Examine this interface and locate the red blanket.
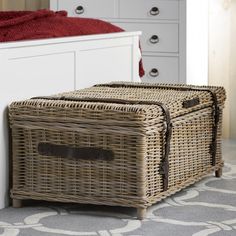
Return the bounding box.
[0,10,144,77]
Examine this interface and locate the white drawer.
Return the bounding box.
[115,22,178,53]
[119,0,179,20]
[58,0,116,18]
[142,56,179,83]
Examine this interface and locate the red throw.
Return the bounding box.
[0,10,144,77]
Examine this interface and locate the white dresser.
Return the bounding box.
[51,0,209,85]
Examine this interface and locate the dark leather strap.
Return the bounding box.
[95,83,220,166]
[209,92,219,166]
[38,143,114,161]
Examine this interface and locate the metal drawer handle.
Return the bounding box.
[149,68,159,77]
[150,7,159,16]
[75,5,84,14]
[149,35,159,44]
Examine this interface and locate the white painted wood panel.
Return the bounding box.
[142,56,179,83]
[115,22,179,53]
[119,0,179,20]
[77,46,133,88]
[53,0,210,86]
[0,32,141,209]
[3,52,75,96]
[57,0,116,18]
[0,48,75,209]
[50,0,57,11]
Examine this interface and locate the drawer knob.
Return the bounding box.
[149,68,159,77]
[75,6,84,14]
[150,7,159,16]
[149,35,159,44]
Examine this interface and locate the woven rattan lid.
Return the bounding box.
[9,82,226,124]
[46,82,226,119]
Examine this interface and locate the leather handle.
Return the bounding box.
[38,143,114,161]
[182,97,200,108]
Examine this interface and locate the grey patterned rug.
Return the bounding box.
[0,140,236,236]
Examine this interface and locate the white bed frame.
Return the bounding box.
[0,31,141,208]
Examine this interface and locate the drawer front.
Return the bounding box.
[115,22,178,53]
[142,56,179,83]
[119,0,179,20]
[58,0,116,18]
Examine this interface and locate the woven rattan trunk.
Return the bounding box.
[9,82,226,219]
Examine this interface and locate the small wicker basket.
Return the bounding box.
[9,82,226,219]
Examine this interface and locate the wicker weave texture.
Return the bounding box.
[9,82,226,209]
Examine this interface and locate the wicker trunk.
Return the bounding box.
[9,82,226,219]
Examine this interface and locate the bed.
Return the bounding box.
[0,11,141,208]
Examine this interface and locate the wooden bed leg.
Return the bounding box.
[215,168,222,178]
[137,208,147,220]
[12,199,22,208]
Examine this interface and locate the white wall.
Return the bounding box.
[209,0,236,139]
[209,0,231,138]
[186,0,209,85]
[229,0,236,138]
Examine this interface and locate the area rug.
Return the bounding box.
[0,141,236,236]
